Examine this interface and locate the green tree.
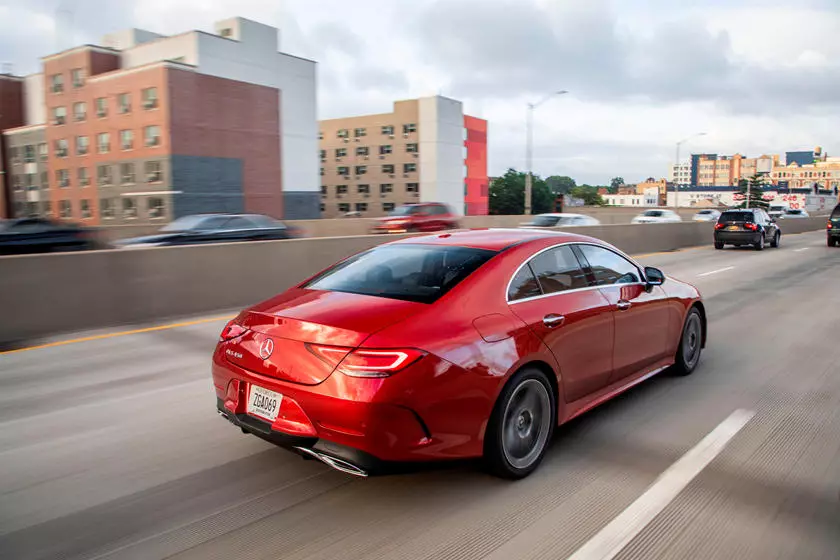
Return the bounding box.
[545,175,576,195]
[609,177,625,192]
[735,173,769,209]
[570,185,606,206]
[489,169,554,215]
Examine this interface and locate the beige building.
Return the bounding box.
[695,153,777,187]
[318,96,489,218]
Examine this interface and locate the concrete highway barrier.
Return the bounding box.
[0,218,828,346]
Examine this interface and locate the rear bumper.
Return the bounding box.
[714,231,761,245]
[828,229,840,239]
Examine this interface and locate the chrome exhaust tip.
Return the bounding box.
[293,446,368,477]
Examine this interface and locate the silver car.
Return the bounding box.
[693,209,721,222]
[520,213,601,228]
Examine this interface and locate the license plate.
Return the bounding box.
[247,385,283,422]
[726,225,739,231]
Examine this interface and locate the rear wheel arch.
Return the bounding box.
[522,360,562,417]
[688,302,707,348]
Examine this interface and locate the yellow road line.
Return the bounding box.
[0,315,235,356]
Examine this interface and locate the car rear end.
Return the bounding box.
[828,205,840,246]
[714,210,761,246]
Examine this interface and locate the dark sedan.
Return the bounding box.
[0,218,101,256]
[117,214,300,248]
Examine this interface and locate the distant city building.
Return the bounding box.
[318,96,488,218]
[669,162,691,186]
[694,153,777,187]
[0,17,318,223]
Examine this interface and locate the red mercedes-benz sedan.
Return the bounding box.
[213,229,705,478]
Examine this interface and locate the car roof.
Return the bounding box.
[537,213,586,218]
[388,228,599,251]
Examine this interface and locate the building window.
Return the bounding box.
[355,203,368,212]
[38,143,48,161]
[23,145,35,163]
[142,87,158,109]
[406,143,418,153]
[43,201,52,216]
[318,131,323,140]
[145,161,162,183]
[355,165,367,175]
[71,68,84,88]
[148,197,165,218]
[337,129,349,139]
[97,165,113,186]
[73,102,86,122]
[53,106,66,125]
[50,74,64,93]
[358,184,370,194]
[76,136,89,155]
[406,182,419,193]
[356,146,369,156]
[78,167,90,187]
[118,93,131,114]
[123,198,138,219]
[383,164,395,174]
[59,200,72,218]
[320,167,325,176]
[120,129,134,150]
[55,139,68,158]
[382,202,396,212]
[319,149,326,160]
[403,123,416,134]
[337,185,348,194]
[380,183,393,194]
[403,163,417,173]
[41,171,49,188]
[96,97,107,118]
[354,127,367,137]
[380,145,392,155]
[338,203,350,213]
[335,148,347,158]
[381,125,394,136]
[337,166,349,176]
[97,133,110,153]
[321,185,327,195]
[56,169,70,188]
[144,125,161,147]
[81,200,92,219]
[319,203,325,212]
[101,198,114,219]
[121,163,135,184]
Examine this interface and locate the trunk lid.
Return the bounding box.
[225,288,426,385]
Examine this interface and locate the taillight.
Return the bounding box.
[219,320,248,342]
[744,222,759,231]
[828,222,833,229]
[714,223,725,230]
[306,344,425,378]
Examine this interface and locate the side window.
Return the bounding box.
[508,265,542,301]
[577,244,641,286]
[223,217,254,230]
[200,217,230,230]
[529,246,589,294]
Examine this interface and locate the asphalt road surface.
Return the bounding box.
[1,230,838,560]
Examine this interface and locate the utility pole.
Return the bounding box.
[524,90,568,215]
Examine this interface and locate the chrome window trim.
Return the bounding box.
[505,241,646,304]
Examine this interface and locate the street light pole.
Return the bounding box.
[525,90,567,215]
[673,132,706,211]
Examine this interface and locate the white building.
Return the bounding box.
[670,162,691,186]
[101,17,319,218]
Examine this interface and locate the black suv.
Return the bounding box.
[714,208,781,251]
[828,203,840,247]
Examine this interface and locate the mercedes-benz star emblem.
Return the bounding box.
[258,338,274,360]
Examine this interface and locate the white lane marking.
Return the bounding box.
[794,248,809,252]
[567,409,755,560]
[697,266,735,277]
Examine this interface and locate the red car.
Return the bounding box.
[213,229,705,478]
[370,202,460,234]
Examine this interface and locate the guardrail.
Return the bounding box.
[0,218,828,346]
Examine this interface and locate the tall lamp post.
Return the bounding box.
[673,132,706,210]
[525,90,568,214]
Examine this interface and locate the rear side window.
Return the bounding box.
[719,211,754,222]
[305,244,496,304]
[508,266,542,301]
[528,246,589,295]
[576,244,641,286]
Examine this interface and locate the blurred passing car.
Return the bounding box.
[520,213,600,228]
[768,204,789,220]
[117,214,300,248]
[692,209,721,222]
[214,229,706,479]
[714,208,780,250]
[631,209,682,224]
[827,203,840,247]
[370,202,459,234]
[0,217,101,255]
[781,209,809,219]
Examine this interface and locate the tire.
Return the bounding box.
[770,232,780,248]
[671,308,703,376]
[754,234,765,251]
[714,242,724,250]
[484,368,555,479]
[829,238,837,247]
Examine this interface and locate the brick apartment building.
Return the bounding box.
[0,17,319,224]
[319,96,488,218]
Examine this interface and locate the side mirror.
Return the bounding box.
[644,267,665,286]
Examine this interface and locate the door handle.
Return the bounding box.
[543,314,565,328]
[616,300,632,311]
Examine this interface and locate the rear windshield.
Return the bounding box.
[719,211,754,222]
[304,244,497,304]
[830,205,840,219]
